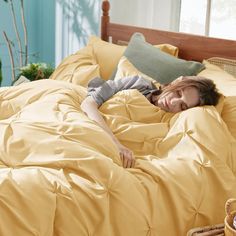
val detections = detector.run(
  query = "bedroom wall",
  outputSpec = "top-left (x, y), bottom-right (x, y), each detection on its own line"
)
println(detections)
top-left (109, 0), bottom-right (181, 31)
top-left (54, 0), bottom-right (181, 67)
top-left (55, 0), bottom-right (101, 66)
top-left (0, 0), bottom-right (180, 86)
top-left (0, 0), bottom-right (55, 87)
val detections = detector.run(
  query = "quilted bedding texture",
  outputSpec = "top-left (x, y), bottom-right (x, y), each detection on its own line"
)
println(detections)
top-left (0, 79), bottom-right (236, 236)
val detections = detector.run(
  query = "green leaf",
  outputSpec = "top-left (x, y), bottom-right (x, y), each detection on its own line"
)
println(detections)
top-left (17, 62), bottom-right (54, 81)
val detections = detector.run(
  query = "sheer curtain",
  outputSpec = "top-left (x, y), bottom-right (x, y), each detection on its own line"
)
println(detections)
top-left (109, 0), bottom-right (180, 31)
top-left (54, 0), bottom-right (181, 66)
top-left (55, 0), bottom-right (101, 66)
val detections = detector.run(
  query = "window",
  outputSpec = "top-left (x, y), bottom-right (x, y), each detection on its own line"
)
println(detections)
top-left (179, 0), bottom-right (236, 40)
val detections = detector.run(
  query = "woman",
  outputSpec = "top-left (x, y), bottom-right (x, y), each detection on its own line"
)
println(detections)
top-left (81, 75), bottom-right (221, 168)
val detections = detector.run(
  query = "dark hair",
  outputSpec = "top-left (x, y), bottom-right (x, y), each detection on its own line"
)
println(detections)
top-left (160, 76), bottom-right (221, 106)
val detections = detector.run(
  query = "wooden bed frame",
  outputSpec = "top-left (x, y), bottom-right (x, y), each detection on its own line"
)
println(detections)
top-left (101, 0), bottom-right (236, 62)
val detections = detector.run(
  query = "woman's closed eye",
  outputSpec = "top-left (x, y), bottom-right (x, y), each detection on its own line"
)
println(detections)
top-left (176, 90), bottom-right (181, 97)
top-left (177, 90), bottom-right (188, 110)
top-left (181, 103), bottom-right (188, 111)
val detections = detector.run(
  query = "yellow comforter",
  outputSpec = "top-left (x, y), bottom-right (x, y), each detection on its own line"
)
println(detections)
top-left (0, 79), bottom-right (235, 236)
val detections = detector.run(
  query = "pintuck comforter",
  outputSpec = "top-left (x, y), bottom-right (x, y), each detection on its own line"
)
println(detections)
top-left (0, 79), bottom-right (236, 236)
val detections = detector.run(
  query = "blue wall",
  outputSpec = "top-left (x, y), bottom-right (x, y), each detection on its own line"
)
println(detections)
top-left (0, 0), bottom-right (55, 86)
top-left (0, 0), bottom-right (101, 87)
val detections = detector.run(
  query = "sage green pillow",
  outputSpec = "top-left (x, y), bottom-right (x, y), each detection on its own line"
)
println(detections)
top-left (112, 32), bottom-right (205, 84)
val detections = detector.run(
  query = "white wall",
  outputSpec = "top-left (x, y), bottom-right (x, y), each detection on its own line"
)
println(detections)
top-left (109, 0), bottom-right (181, 31)
top-left (55, 0), bottom-right (101, 66)
top-left (55, 0), bottom-right (181, 67)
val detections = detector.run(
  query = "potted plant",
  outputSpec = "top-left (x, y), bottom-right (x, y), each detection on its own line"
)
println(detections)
top-left (12, 62), bottom-right (54, 86)
top-left (2, 0), bottom-right (54, 85)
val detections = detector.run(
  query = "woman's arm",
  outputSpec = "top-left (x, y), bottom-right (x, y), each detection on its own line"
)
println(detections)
top-left (81, 96), bottom-right (135, 168)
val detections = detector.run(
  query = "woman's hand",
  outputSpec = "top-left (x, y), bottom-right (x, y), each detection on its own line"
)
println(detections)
top-left (81, 97), bottom-right (135, 168)
top-left (116, 142), bottom-right (135, 168)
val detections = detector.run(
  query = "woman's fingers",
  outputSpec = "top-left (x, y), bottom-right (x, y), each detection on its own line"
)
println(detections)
top-left (123, 156), bottom-right (128, 168)
top-left (119, 149), bottom-right (134, 168)
top-left (120, 154), bottom-right (124, 163)
top-left (117, 143), bottom-right (135, 168)
top-left (131, 158), bottom-right (136, 168)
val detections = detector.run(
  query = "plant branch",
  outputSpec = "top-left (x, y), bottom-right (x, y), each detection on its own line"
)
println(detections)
top-left (9, 0), bottom-right (23, 67)
top-left (2, 31), bottom-right (16, 81)
top-left (20, 0), bottom-right (28, 65)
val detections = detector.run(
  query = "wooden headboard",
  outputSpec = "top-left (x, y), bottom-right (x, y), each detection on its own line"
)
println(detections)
top-left (101, 0), bottom-right (236, 62)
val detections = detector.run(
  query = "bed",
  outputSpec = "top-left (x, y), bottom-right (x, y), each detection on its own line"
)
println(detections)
top-left (0, 1), bottom-right (236, 236)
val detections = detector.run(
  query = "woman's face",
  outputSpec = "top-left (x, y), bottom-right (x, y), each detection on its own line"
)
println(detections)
top-left (152, 86), bottom-right (200, 113)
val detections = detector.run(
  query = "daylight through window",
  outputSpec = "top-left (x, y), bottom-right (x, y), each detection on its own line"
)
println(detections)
top-left (179, 0), bottom-right (236, 40)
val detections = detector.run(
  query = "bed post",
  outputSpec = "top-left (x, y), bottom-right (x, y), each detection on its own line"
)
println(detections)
top-left (101, 0), bottom-right (110, 42)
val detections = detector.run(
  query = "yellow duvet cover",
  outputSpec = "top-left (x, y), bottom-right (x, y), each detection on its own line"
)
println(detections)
top-left (0, 79), bottom-right (235, 236)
